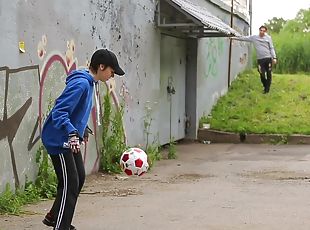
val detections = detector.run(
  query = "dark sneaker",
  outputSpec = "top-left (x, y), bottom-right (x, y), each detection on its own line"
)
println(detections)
top-left (42, 212), bottom-right (77, 230)
top-left (42, 212), bottom-right (54, 227)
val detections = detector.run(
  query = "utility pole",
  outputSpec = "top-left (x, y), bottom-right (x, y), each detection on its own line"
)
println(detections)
top-left (249, 0), bottom-right (252, 35)
top-left (227, 0), bottom-right (234, 88)
top-left (248, 0), bottom-right (253, 68)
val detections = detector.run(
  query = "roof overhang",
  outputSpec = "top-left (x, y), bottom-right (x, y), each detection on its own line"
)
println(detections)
top-left (156, 0), bottom-right (240, 38)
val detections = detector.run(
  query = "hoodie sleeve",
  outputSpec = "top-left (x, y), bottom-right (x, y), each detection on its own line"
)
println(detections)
top-left (231, 35), bottom-right (255, 42)
top-left (51, 79), bottom-right (88, 136)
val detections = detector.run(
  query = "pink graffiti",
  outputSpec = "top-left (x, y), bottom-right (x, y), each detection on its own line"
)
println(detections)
top-left (39, 54), bottom-right (76, 130)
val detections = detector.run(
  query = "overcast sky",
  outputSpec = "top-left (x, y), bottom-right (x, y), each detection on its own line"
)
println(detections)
top-left (251, 0), bottom-right (310, 33)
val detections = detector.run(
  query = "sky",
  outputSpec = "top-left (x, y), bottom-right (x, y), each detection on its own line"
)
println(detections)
top-left (251, 0), bottom-right (310, 33)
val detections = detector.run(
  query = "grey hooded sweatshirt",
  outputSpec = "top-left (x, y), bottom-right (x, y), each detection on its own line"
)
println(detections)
top-left (235, 34), bottom-right (276, 60)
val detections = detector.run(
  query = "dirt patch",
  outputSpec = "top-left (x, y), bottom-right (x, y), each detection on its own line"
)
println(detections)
top-left (168, 173), bottom-right (214, 183)
top-left (81, 187), bottom-right (142, 197)
top-left (240, 170), bottom-right (310, 181)
top-left (80, 174), bottom-right (145, 197)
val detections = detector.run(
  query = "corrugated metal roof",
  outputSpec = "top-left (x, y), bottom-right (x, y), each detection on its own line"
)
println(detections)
top-left (170, 0), bottom-right (239, 36)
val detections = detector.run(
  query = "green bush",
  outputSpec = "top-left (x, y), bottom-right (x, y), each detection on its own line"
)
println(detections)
top-left (272, 32), bottom-right (310, 74)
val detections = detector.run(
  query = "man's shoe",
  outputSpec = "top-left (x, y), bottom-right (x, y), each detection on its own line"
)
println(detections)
top-left (43, 212), bottom-right (77, 230)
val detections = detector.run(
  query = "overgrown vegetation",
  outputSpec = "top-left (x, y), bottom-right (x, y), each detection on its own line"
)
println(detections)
top-left (200, 69), bottom-right (310, 135)
top-left (0, 146), bottom-right (57, 215)
top-left (272, 32), bottom-right (310, 74)
top-left (100, 93), bottom-right (127, 173)
top-left (143, 102), bottom-right (161, 167)
top-left (146, 139), bottom-right (162, 168)
top-left (34, 145), bottom-right (57, 198)
top-left (262, 8), bottom-right (310, 73)
top-left (100, 95), bottom-right (163, 172)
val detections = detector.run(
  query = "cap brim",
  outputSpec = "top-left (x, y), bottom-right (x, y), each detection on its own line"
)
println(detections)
top-left (115, 66), bottom-right (125, 76)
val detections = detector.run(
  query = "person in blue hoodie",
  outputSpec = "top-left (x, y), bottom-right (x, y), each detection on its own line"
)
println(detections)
top-left (41, 49), bottom-right (125, 230)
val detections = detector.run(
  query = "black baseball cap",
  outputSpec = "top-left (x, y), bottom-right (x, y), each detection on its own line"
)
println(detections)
top-left (90, 49), bottom-right (125, 76)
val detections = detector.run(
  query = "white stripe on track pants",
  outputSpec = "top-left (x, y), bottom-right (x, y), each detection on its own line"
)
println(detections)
top-left (50, 151), bottom-right (85, 230)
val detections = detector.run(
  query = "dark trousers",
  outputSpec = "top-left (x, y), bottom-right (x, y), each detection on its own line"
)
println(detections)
top-left (257, 58), bottom-right (273, 92)
top-left (50, 151), bottom-right (85, 230)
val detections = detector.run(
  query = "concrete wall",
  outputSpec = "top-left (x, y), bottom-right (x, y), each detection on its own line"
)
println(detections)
top-left (0, 0), bottom-right (160, 191)
top-left (196, 1), bottom-right (250, 129)
top-left (0, 0), bottom-right (249, 191)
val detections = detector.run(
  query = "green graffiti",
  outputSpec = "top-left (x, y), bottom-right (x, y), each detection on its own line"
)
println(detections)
top-left (205, 38), bottom-right (225, 78)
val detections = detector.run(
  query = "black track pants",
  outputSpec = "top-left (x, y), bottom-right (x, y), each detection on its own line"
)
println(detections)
top-left (50, 151), bottom-right (85, 230)
top-left (257, 58), bottom-right (273, 92)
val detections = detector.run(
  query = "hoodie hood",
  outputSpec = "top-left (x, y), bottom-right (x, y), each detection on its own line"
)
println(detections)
top-left (66, 69), bottom-right (102, 127)
top-left (66, 69), bottom-right (95, 85)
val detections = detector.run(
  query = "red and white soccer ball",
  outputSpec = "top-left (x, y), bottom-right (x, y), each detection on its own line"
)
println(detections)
top-left (120, 148), bottom-right (149, 176)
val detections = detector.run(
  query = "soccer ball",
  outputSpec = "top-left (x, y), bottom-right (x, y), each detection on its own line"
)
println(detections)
top-left (120, 148), bottom-right (149, 176)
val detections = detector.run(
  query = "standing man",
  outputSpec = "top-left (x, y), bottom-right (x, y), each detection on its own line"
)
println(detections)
top-left (41, 49), bottom-right (125, 230)
top-left (233, 25), bottom-right (277, 93)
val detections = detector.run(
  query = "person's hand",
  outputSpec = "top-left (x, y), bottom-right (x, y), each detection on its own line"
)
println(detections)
top-left (272, 58), bottom-right (277, 65)
top-left (83, 126), bottom-right (94, 143)
top-left (68, 132), bottom-right (80, 153)
top-left (83, 130), bottom-right (89, 143)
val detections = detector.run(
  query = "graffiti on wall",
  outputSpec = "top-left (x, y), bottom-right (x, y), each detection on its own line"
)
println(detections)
top-left (1, 35), bottom-right (130, 191)
top-left (0, 65), bottom-right (40, 189)
top-left (205, 38), bottom-right (225, 78)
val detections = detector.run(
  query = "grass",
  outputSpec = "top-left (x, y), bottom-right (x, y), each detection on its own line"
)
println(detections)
top-left (200, 69), bottom-right (310, 135)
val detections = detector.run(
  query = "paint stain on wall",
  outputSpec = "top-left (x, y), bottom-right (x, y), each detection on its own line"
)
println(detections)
top-left (205, 38), bottom-right (225, 78)
top-left (37, 35), bottom-right (47, 60)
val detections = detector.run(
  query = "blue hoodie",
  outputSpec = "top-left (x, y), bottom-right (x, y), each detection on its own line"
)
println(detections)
top-left (41, 69), bottom-right (96, 155)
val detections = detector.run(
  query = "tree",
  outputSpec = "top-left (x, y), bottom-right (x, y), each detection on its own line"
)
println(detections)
top-left (264, 17), bottom-right (287, 33)
top-left (283, 8), bottom-right (310, 33)
top-left (296, 8), bottom-right (310, 32)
